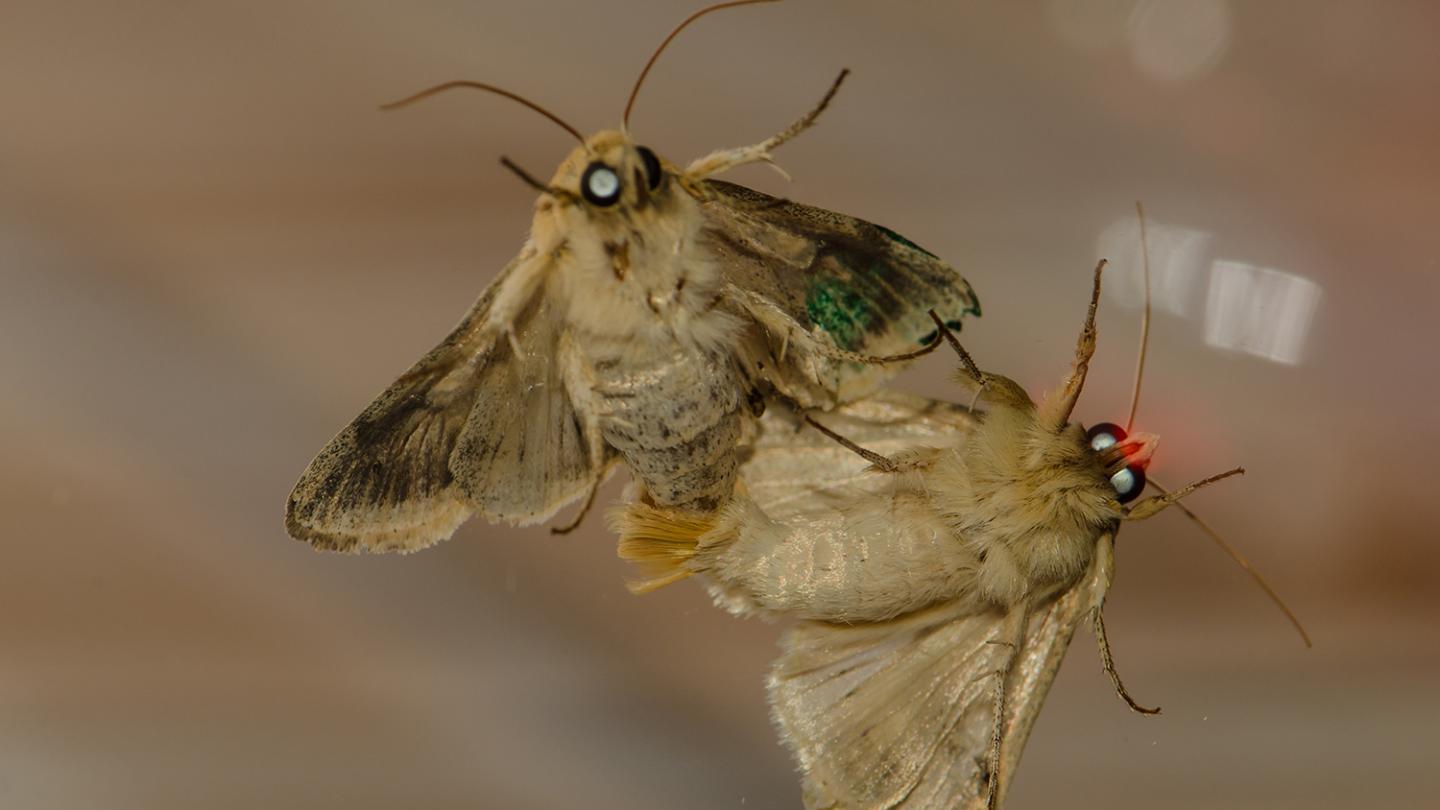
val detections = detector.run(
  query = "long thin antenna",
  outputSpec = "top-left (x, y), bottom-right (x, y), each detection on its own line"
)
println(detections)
top-left (623, 0), bottom-right (781, 129)
top-left (1151, 477), bottom-right (1313, 648)
top-left (1125, 201), bottom-right (1153, 432)
top-left (381, 80), bottom-right (585, 144)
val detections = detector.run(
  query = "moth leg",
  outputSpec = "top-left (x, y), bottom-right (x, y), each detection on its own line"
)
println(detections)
top-left (926, 309), bottom-right (985, 385)
top-left (683, 70), bottom-right (849, 180)
top-left (552, 330), bottom-right (611, 533)
top-left (1038, 259), bottom-right (1107, 431)
top-left (550, 476), bottom-right (601, 536)
top-left (923, 311), bottom-right (1031, 415)
top-left (806, 330), bottom-right (946, 366)
top-left (984, 604), bottom-right (1032, 810)
top-left (485, 244), bottom-right (551, 353)
top-left (802, 413), bottom-right (903, 473)
top-left (1091, 605), bottom-right (1162, 715)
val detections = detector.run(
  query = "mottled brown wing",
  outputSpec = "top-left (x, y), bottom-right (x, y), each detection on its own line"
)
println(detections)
top-left (285, 252), bottom-right (612, 553)
top-left (766, 538), bottom-right (1112, 810)
top-left (702, 180), bottom-right (981, 407)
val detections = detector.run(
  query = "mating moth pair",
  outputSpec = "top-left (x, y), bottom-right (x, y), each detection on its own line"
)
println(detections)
top-left (286, 2), bottom-right (1302, 808)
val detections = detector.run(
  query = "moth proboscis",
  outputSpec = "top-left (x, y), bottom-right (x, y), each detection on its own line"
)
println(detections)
top-left (615, 214), bottom-right (1310, 808)
top-left (285, 0), bottom-right (981, 553)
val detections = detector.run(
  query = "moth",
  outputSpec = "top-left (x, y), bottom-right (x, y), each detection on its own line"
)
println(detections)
top-left (285, 0), bottom-right (980, 553)
top-left (616, 257), bottom-right (1307, 809)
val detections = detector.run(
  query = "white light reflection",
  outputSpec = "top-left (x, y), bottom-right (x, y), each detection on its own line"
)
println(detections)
top-left (1098, 216), bottom-right (1213, 318)
top-left (1204, 261), bottom-right (1322, 365)
top-left (1128, 0), bottom-right (1232, 82)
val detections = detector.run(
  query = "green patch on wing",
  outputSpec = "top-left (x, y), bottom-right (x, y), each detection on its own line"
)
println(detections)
top-left (805, 277), bottom-right (874, 351)
top-left (876, 225), bottom-right (938, 259)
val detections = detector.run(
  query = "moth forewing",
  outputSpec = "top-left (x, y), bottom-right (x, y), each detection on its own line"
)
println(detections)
top-left (287, 14), bottom-right (981, 552)
top-left (993, 533), bottom-right (1116, 806)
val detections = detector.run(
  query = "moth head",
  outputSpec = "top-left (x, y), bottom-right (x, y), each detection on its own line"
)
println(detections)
top-left (549, 131), bottom-right (671, 213)
top-left (1083, 421), bottom-right (1158, 508)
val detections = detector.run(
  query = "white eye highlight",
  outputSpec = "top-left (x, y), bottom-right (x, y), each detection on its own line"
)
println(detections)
top-left (1085, 421), bottom-right (1126, 452)
top-left (1110, 465), bottom-right (1146, 503)
top-left (581, 163), bottom-right (621, 206)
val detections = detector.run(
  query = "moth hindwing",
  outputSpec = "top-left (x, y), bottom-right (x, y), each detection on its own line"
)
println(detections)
top-left (286, 5), bottom-right (980, 553)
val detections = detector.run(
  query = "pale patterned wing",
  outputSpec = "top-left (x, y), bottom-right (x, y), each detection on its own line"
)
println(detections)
top-left (768, 599), bottom-right (1014, 810)
top-left (451, 292), bottom-right (617, 524)
top-left (744, 390), bottom-right (977, 522)
top-left (286, 251), bottom-right (612, 553)
top-left (993, 533), bottom-right (1115, 808)
top-left (767, 538), bottom-right (1113, 810)
top-left (702, 180), bottom-right (981, 407)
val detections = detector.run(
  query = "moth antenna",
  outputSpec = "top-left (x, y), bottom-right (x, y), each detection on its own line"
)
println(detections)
top-left (382, 80), bottom-right (585, 144)
top-left (1040, 259), bottom-right (1106, 431)
top-left (623, 0), bottom-right (781, 130)
top-left (1125, 201), bottom-right (1153, 433)
top-left (1149, 476), bottom-right (1314, 648)
top-left (1091, 606), bottom-right (1162, 715)
top-left (499, 156), bottom-right (562, 197)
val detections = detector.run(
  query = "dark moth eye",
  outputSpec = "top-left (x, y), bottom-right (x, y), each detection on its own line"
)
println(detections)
top-left (636, 145), bottom-right (663, 190)
top-left (1109, 464), bottom-right (1146, 503)
top-left (1085, 422), bottom-right (1128, 452)
top-left (581, 162), bottom-right (622, 206)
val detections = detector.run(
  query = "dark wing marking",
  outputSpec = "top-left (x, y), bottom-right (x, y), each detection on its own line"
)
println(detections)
top-left (702, 179), bottom-right (981, 407)
top-left (286, 252), bottom-right (611, 553)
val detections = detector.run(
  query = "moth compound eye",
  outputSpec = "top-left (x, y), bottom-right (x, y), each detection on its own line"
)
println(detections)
top-left (1085, 422), bottom-right (1128, 452)
top-left (581, 163), bottom-right (622, 206)
top-left (1110, 464), bottom-right (1146, 503)
top-left (637, 146), bottom-right (663, 191)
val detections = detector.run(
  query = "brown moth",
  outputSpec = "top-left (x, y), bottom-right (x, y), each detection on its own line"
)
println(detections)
top-left (616, 258), bottom-right (1306, 809)
top-left (285, 0), bottom-right (980, 553)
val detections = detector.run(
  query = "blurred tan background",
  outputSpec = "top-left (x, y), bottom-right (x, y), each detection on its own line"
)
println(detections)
top-left (2, 1), bottom-right (1437, 808)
